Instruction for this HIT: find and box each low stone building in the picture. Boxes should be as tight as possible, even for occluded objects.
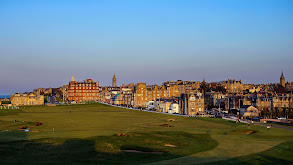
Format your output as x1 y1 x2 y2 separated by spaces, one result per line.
10 93 44 106
240 105 259 117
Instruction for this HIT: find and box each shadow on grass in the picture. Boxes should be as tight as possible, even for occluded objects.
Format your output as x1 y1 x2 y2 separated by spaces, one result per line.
0 108 24 116
204 140 293 165
0 131 218 165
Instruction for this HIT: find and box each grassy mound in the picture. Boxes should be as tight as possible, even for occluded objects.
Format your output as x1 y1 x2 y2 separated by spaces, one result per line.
206 140 293 165
0 131 217 164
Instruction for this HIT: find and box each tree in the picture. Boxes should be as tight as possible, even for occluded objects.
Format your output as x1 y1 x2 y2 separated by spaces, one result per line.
200 80 209 96
215 86 227 94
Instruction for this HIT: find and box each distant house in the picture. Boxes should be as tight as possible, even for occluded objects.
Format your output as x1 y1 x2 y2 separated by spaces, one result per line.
168 103 179 114
240 105 259 117
147 101 155 110
179 92 205 116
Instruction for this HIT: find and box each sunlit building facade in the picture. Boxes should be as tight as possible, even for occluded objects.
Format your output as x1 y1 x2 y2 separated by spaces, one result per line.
68 75 100 102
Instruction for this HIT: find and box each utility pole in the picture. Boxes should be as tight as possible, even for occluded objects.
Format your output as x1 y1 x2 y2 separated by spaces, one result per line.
239 98 241 109
218 97 221 111
63 87 64 103
270 99 272 119
228 96 230 111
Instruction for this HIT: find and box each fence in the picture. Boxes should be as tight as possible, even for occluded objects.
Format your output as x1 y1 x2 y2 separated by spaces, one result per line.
189 115 215 117
0 106 20 109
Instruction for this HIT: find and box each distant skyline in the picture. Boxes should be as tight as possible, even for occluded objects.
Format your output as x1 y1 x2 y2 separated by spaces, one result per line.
1 0 293 94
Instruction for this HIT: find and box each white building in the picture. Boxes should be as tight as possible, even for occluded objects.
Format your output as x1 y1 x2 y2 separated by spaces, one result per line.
147 101 155 110
168 103 179 114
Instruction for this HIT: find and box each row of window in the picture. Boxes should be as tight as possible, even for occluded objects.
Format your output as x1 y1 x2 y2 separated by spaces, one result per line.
68 90 99 93
70 87 98 90
71 83 98 87
69 97 98 100
68 93 97 96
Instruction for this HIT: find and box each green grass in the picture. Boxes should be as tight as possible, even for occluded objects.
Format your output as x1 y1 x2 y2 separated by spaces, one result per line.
0 103 293 164
0 131 218 164
205 140 293 165
0 108 23 116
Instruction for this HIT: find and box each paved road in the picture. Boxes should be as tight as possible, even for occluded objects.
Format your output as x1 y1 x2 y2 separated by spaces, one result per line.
98 102 293 131
253 122 293 131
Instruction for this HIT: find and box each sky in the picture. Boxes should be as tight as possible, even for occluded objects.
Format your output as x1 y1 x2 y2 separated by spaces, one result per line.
0 0 293 94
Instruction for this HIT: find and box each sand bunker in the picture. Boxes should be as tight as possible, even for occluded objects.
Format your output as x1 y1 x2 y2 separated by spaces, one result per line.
246 131 256 135
124 150 164 154
165 143 177 147
160 123 174 127
18 122 45 132
116 133 127 137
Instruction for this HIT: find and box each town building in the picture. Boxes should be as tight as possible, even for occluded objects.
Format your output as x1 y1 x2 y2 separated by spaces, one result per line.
133 82 148 108
221 79 243 94
67 75 100 102
10 93 44 106
240 105 259 117
179 92 205 116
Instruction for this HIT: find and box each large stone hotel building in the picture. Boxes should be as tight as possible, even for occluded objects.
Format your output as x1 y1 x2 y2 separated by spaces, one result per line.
67 75 100 102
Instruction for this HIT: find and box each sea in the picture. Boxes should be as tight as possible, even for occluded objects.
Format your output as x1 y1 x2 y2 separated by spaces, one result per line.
0 95 11 99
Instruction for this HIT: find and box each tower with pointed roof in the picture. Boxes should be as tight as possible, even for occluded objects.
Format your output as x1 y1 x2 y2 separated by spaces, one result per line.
71 75 75 82
280 71 285 87
112 74 117 87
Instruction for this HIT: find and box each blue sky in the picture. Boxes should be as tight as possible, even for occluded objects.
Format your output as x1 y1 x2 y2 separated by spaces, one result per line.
0 0 293 94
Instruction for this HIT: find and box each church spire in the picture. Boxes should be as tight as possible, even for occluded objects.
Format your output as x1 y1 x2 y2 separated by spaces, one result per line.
280 70 285 79
280 70 285 87
71 75 75 82
112 74 117 87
